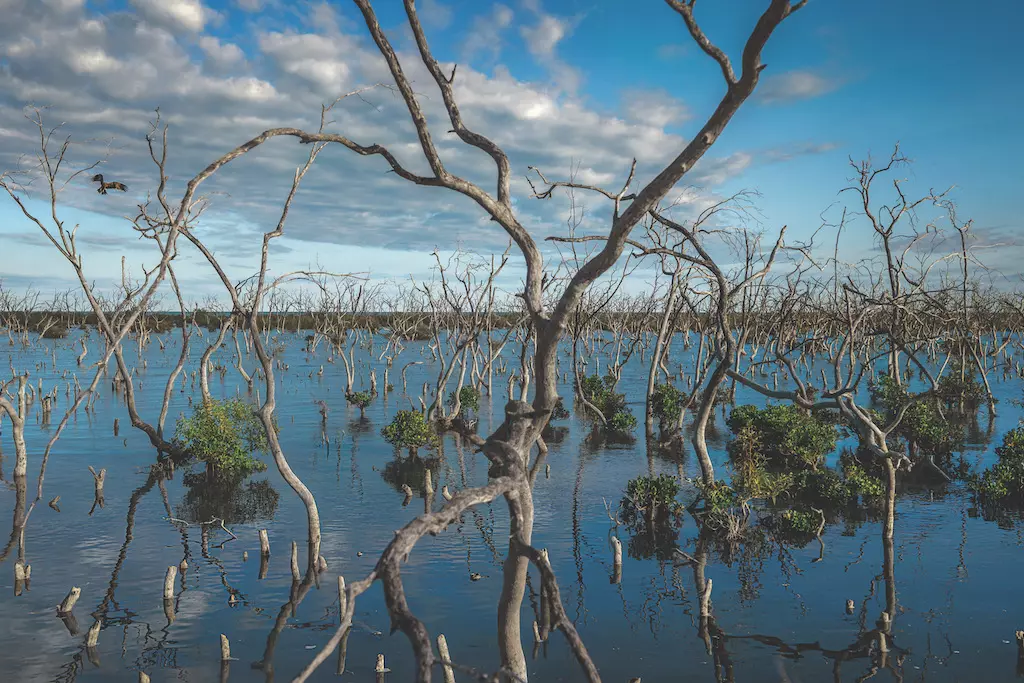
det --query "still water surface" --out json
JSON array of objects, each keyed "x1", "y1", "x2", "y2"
[{"x1": 1, "y1": 330, "x2": 1022, "y2": 682}]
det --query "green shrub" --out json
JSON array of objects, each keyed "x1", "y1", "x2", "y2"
[
  {"x1": 608, "y1": 409, "x2": 638, "y2": 434},
  {"x1": 381, "y1": 410, "x2": 438, "y2": 454},
  {"x1": 970, "y1": 425, "x2": 1024, "y2": 502},
  {"x1": 936, "y1": 368, "x2": 989, "y2": 409},
  {"x1": 621, "y1": 474, "x2": 683, "y2": 530},
  {"x1": 346, "y1": 391, "x2": 373, "y2": 416},
  {"x1": 791, "y1": 469, "x2": 851, "y2": 506},
  {"x1": 174, "y1": 398, "x2": 269, "y2": 477},
  {"x1": 770, "y1": 509, "x2": 821, "y2": 536},
  {"x1": 651, "y1": 383, "x2": 684, "y2": 432},
  {"x1": 727, "y1": 404, "x2": 838, "y2": 471},
  {"x1": 579, "y1": 374, "x2": 636, "y2": 434},
  {"x1": 839, "y1": 450, "x2": 886, "y2": 499},
  {"x1": 696, "y1": 479, "x2": 739, "y2": 512},
  {"x1": 447, "y1": 385, "x2": 481, "y2": 415},
  {"x1": 869, "y1": 375, "x2": 963, "y2": 458}
]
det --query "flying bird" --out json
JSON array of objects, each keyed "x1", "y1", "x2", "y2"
[{"x1": 92, "y1": 174, "x2": 127, "y2": 195}]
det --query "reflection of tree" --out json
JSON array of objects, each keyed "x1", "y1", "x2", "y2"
[
  {"x1": 253, "y1": 565, "x2": 322, "y2": 683},
  {"x1": 347, "y1": 417, "x2": 373, "y2": 435},
  {"x1": 541, "y1": 424, "x2": 568, "y2": 445},
  {"x1": 670, "y1": 493, "x2": 907, "y2": 682},
  {"x1": 175, "y1": 472, "x2": 279, "y2": 525},
  {"x1": 380, "y1": 454, "x2": 440, "y2": 496},
  {"x1": 625, "y1": 524, "x2": 681, "y2": 562}
]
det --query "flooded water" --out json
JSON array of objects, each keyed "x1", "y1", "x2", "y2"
[{"x1": 1, "y1": 330, "x2": 1022, "y2": 682}]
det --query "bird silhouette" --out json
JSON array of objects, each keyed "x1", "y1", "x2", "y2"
[{"x1": 92, "y1": 174, "x2": 127, "y2": 195}]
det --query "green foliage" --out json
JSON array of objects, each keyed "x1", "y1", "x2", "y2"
[
  {"x1": 727, "y1": 404, "x2": 838, "y2": 471},
  {"x1": 696, "y1": 479, "x2": 739, "y2": 512},
  {"x1": 791, "y1": 469, "x2": 851, "y2": 506},
  {"x1": 447, "y1": 385, "x2": 481, "y2": 415},
  {"x1": 651, "y1": 383, "x2": 684, "y2": 431},
  {"x1": 772, "y1": 509, "x2": 821, "y2": 536},
  {"x1": 936, "y1": 370, "x2": 989, "y2": 409},
  {"x1": 621, "y1": 474, "x2": 683, "y2": 530},
  {"x1": 970, "y1": 425, "x2": 1024, "y2": 503},
  {"x1": 550, "y1": 397, "x2": 570, "y2": 421},
  {"x1": 608, "y1": 409, "x2": 638, "y2": 434},
  {"x1": 579, "y1": 373, "x2": 636, "y2": 434},
  {"x1": 174, "y1": 398, "x2": 269, "y2": 477},
  {"x1": 347, "y1": 391, "x2": 373, "y2": 412},
  {"x1": 869, "y1": 375, "x2": 964, "y2": 458},
  {"x1": 840, "y1": 450, "x2": 886, "y2": 498},
  {"x1": 381, "y1": 410, "x2": 439, "y2": 453}
]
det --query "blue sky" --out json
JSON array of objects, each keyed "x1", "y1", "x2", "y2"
[{"x1": 0, "y1": 0, "x2": 1020, "y2": 302}]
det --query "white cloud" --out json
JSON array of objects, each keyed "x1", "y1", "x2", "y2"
[
  {"x1": 518, "y1": 0, "x2": 581, "y2": 94},
  {"x1": 129, "y1": 0, "x2": 211, "y2": 33},
  {"x1": 199, "y1": 35, "x2": 246, "y2": 69},
  {"x1": 520, "y1": 14, "x2": 567, "y2": 59},
  {"x1": 0, "y1": 0, "x2": 773, "y2": 298},
  {"x1": 758, "y1": 70, "x2": 838, "y2": 105},
  {"x1": 419, "y1": 0, "x2": 453, "y2": 30},
  {"x1": 462, "y1": 4, "x2": 515, "y2": 64},
  {"x1": 622, "y1": 89, "x2": 690, "y2": 129}
]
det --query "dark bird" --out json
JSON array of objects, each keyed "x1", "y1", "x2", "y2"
[{"x1": 92, "y1": 174, "x2": 127, "y2": 195}]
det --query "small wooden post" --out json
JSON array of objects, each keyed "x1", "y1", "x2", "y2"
[
  {"x1": 376, "y1": 653, "x2": 387, "y2": 683},
  {"x1": 220, "y1": 634, "x2": 231, "y2": 660},
  {"x1": 338, "y1": 576, "x2": 347, "y2": 617},
  {"x1": 699, "y1": 578, "x2": 713, "y2": 618},
  {"x1": 442, "y1": 485, "x2": 453, "y2": 502},
  {"x1": 139, "y1": 672, "x2": 151, "y2": 683},
  {"x1": 259, "y1": 529, "x2": 270, "y2": 556},
  {"x1": 58, "y1": 586, "x2": 81, "y2": 614},
  {"x1": 845, "y1": 599, "x2": 855, "y2": 614},
  {"x1": 113, "y1": 418, "x2": 119, "y2": 436},
  {"x1": 437, "y1": 634, "x2": 456, "y2": 683},
  {"x1": 163, "y1": 566, "x2": 177, "y2": 601},
  {"x1": 88, "y1": 466, "x2": 106, "y2": 510},
  {"x1": 402, "y1": 484, "x2": 413, "y2": 506},
  {"x1": 336, "y1": 626, "x2": 351, "y2": 675},
  {"x1": 545, "y1": 463, "x2": 550, "y2": 479},
  {"x1": 610, "y1": 536, "x2": 622, "y2": 584},
  {"x1": 86, "y1": 618, "x2": 101, "y2": 647},
  {"x1": 424, "y1": 469, "x2": 434, "y2": 496},
  {"x1": 1016, "y1": 630, "x2": 1024, "y2": 665}
]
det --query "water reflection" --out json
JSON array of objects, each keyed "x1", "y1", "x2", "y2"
[{"x1": 175, "y1": 473, "x2": 280, "y2": 525}]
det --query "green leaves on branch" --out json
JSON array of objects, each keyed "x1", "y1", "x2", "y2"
[
  {"x1": 447, "y1": 385, "x2": 481, "y2": 416},
  {"x1": 381, "y1": 410, "x2": 439, "y2": 454},
  {"x1": 651, "y1": 382, "x2": 684, "y2": 433},
  {"x1": 868, "y1": 375, "x2": 964, "y2": 459},
  {"x1": 347, "y1": 391, "x2": 373, "y2": 414},
  {"x1": 727, "y1": 403, "x2": 838, "y2": 471},
  {"x1": 621, "y1": 474, "x2": 684, "y2": 530},
  {"x1": 174, "y1": 398, "x2": 270, "y2": 478},
  {"x1": 579, "y1": 373, "x2": 636, "y2": 435},
  {"x1": 970, "y1": 425, "x2": 1024, "y2": 504}
]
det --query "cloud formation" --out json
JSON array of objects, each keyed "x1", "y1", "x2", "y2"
[
  {"x1": 0, "y1": 0, "x2": 830, "y2": 298},
  {"x1": 758, "y1": 70, "x2": 838, "y2": 105}
]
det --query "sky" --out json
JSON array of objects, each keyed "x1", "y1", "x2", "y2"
[{"x1": 0, "y1": 0, "x2": 1021, "y2": 305}]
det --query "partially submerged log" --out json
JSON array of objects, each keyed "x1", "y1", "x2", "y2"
[{"x1": 58, "y1": 586, "x2": 81, "y2": 614}]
